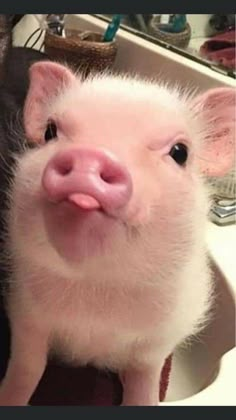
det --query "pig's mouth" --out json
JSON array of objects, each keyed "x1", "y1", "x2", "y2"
[
  {"x1": 66, "y1": 192, "x2": 103, "y2": 212},
  {"x1": 47, "y1": 191, "x2": 120, "y2": 221},
  {"x1": 42, "y1": 193, "x2": 125, "y2": 262}
]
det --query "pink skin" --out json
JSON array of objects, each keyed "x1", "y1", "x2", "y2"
[
  {"x1": 0, "y1": 61, "x2": 235, "y2": 406},
  {"x1": 42, "y1": 147, "x2": 133, "y2": 261},
  {"x1": 42, "y1": 147, "x2": 133, "y2": 211}
]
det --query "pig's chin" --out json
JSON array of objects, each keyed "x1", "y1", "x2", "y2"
[{"x1": 43, "y1": 200, "x2": 123, "y2": 263}]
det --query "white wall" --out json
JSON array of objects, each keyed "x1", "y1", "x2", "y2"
[{"x1": 186, "y1": 14, "x2": 213, "y2": 37}]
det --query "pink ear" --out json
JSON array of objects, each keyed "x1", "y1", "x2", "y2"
[
  {"x1": 192, "y1": 87, "x2": 235, "y2": 176},
  {"x1": 24, "y1": 61, "x2": 76, "y2": 142}
]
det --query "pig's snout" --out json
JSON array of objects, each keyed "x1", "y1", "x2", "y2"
[{"x1": 42, "y1": 148, "x2": 133, "y2": 213}]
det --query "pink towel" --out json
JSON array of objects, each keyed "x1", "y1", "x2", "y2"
[{"x1": 200, "y1": 30, "x2": 235, "y2": 70}]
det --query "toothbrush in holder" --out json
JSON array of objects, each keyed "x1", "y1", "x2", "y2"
[
  {"x1": 159, "y1": 14, "x2": 187, "y2": 33},
  {"x1": 103, "y1": 15, "x2": 122, "y2": 42}
]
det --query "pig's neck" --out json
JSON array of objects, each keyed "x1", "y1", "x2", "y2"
[
  {"x1": 10, "y1": 260, "x2": 167, "y2": 325},
  {"x1": 11, "y1": 236, "x2": 208, "y2": 319}
]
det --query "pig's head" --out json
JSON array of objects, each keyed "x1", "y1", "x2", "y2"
[{"x1": 7, "y1": 62, "x2": 235, "y2": 282}]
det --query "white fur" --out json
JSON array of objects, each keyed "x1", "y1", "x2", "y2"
[{"x1": 0, "y1": 72, "x2": 218, "y2": 406}]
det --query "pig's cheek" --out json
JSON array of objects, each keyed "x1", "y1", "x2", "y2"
[
  {"x1": 123, "y1": 184, "x2": 157, "y2": 226},
  {"x1": 163, "y1": 154, "x2": 196, "y2": 182},
  {"x1": 10, "y1": 167, "x2": 46, "y2": 227},
  {"x1": 125, "y1": 201, "x2": 151, "y2": 226}
]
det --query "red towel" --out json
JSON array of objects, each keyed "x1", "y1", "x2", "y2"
[
  {"x1": 200, "y1": 30, "x2": 235, "y2": 70},
  {"x1": 30, "y1": 355, "x2": 172, "y2": 406}
]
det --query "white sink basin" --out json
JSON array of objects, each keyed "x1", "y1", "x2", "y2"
[{"x1": 162, "y1": 259, "x2": 236, "y2": 406}]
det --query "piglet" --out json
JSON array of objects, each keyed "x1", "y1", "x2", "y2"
[{"x1": 0, "y1": 62, "x2": 235, "y2": 406}]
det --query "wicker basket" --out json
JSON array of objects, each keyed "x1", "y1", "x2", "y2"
[
  {"x1": 44, "y1": 29, "x2": 118, "y2": 77},
  {"x1": 148, "y1": 16, "x2": 191, "y2": 49}
]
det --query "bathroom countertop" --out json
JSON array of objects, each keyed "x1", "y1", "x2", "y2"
[{"x1": 206, "y1": 221, "x2": 236, "y2": 294}]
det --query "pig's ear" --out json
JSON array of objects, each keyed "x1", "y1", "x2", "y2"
[
  {"x1": 24, "y1": 61, "x2": 76, "y2": 143},
  {"x1": 191, "y1": 87, "x2": 235, "y2": 176}
]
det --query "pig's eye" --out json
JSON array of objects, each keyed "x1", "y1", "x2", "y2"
[
  {"x1": 169, "y1": 143, "x2": 188, "y2": 166},
  {"x1": 44, "y1": 122, "x2": 57, "y2": 142}
]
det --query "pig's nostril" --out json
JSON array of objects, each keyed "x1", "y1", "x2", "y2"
[
  {"x1": 101, "y1": 172, "x2": 118, "y2": 184},
  {"x1": 60, "y1": 166, "x2": 72, "y2": 176},
  {"x1": 56, "y1": 161, "x2": 73, "y2": 177}
]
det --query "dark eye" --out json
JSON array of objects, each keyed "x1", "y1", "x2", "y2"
[
  {"x1": 44, "y1": 122, "x2": 57, "y2": 142},
  {"x1": 169, "y1": 143, "x2": 188, "y2": 166}
]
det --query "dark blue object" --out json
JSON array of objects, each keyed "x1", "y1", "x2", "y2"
[{"x1": 158, "y1": 14, "x2": 187, "y2": 34}]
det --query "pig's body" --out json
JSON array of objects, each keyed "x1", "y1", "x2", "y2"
[
  {"x1": 9, "y1": 238, "x2": 210, "y2": 372},
  {"x1": 0, "y1": 62, "x2": 235, "y2": 405}
]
